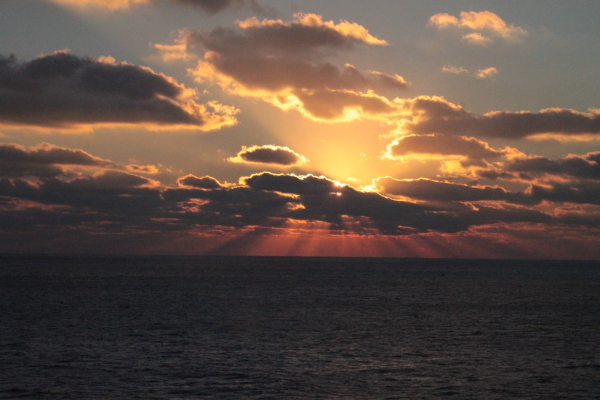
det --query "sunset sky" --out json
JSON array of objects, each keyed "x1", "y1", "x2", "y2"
[{"x1": 2, "y1": 0, "x2": 600, "y2": 258}]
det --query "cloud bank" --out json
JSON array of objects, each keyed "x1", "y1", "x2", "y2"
[
  {"x1": 163, "y1": 13, "x2": 407, "y2": 121},
  {"x1": 0, "y1": 52, "x2": 238, "y2": 131},
  {"x1": 2, "y1": 143, "x2": 600, "y2": 257}
]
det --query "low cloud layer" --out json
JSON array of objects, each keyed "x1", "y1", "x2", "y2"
[
  {"x1": 229, "y1": 145, "x2": 308, "y2": 166},
  {"x1": 2, "y1": 144, "x2": 600, "y2": 255},
  {"x1": 0, "y1": 52, "x2": 238, "y2": 131},
  {"x1": 164, "y1": 13, "x2": 407, "y2": 121}
]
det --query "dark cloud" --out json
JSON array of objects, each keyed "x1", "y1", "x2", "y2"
[
  {"x1": 477, "y1": 169, "x2": 518, "y2": 181},
  {"x1": 507, "y1": 152, "x2": 600, "y2": 180},
  {"x1": 229, "y1": 145, "x2": 308, "y2": 166},
  {"x1": 531, "y1": 181, "x2": 600, "y2": 206},
  {"x1": 477, "y1": 151, "x2": 600, "y2": 182},
  {"x1": 244, "y1": 172, "x2": 338, "y2": 195},
  {"x1": 374, "y1": 177, "x2": 535, "y2": 205},
  {"x1": 385, "y1": 134, "x2": 512, "y2": 167},
  {"x1": 1, "y1": 143, "x2": 598, "y2": 245},
  {"x1": 241, "y1": 172, "x2": 550, "y2": 233},
  {"x1": 0, "y1": 52, "x2": 237, "y2": 131},
  {"x1": 177, "y1": 174, "x2": 222, "y2": 189},
  {"x1": 163, "y1": 185, "x2": 296, "y2": 228},
  {"x1": 173, "y1": 13, "x2": 407, "y2": 121},
  {"x1": 403, "y1": 97, "x2": 600, "y2": 139},
  {"x1": 170, "y1": 0, "x2": 264, "y2": 14},
  {"x1": 0, "y1": 142, "x2": 112, "y2": 178},
  {"x1": 73, "y1": 170, "x2": 159, "y2": 190},
  {"x1": 0, "y1": 174, "x2": 162, "y2": 219}
]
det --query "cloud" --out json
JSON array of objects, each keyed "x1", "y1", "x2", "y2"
[
  {"x1": 0, "y1": 165, "x2": 588, "y2": 241},
  {"x1": 476, "y1": 67, "x2": 498, "y2": 79},
  {"x1": 479, "y1": 151, "x2": 600, "y2": 182},
  {"x1": 168, "y1": 13, "x2": 408, "y2": 121},
  {"x1": 49, "y1": 0, "x2": 148, "y2": 10},
  {"x1": 374, "y1": 177, "x2": 535, "y2": 205},
  {"x1": 78, "y1": 170, "x2": 160, "y2": 189},
  {"x1": 2, "y1": 144, "x2": 599, "y2": 246},
  {"x1": 125, "y1": 164, "x2": 160, "y2": 174},
  {"x1": 531, "y1": 181, "x2": 600, "y2": 206},
  {"x1": 441, "y1": 65, "x2": 498, "y2": 79},
  {"x1": 0, "y1": 171, "x2": 161, "y2": 215},
  {"x1": 243, "y1": 172, "x2": 340, "y2": 195},
  {"x1": 461, "y1": 32, "x2": 493, "y2": 46},
  {"x1": 0, "y1": 142, "x2": 112, "y2": 178},
  {"x1": 50, "y1": 0, "x2": 263, "y2": 13},
  {"x1": 399, "y1": 96, "x2": 600, "y2": 139},
  {"x1": 177, "y1": 174, "x2": 223, "y2": 189},
  {"x1": 428, "y1": 11, "x2": 528, "y2": 45},
  {"x1": 228, "y1": 145, "x2": 308, "y2": 166},
  {"x1": 169, "y1": 0, "x2": 264, "y2": 14},
  {"x1": 442, "y1": 65, "x2": 468, "y2": 75},
  {"x1": 0, "y1": 51, "x2": 238, "y2": 131},
  {"x1": 240, "y1": 172, "x2": 554, "y2": 233},
  {"x1": 384, "y1": 134, "x2": 515, "y2": 167}
]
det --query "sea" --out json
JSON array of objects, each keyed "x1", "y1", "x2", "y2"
[{"x1": 1, "y1": 255, "x2": 599, "y2": 399}]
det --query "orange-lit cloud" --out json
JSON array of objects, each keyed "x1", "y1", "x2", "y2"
[
  {"x1": 476, "y1": 67, "x2": 498, "y2": 79},
  {"x1": 50, "y1": 0, "x2": 262, "y2": 13},
  {"x1": 125, "y1": 164, "x2": 160, "y2": 174},
  {"x1": 442, "y1": 65, "x2": 469, "y2": 75},
  {"x1": 164, "y1": 13, "x2": 408, "y2": 121},
  {"x1": 0, "y1": 51, "x2": 238, "y2": 131},
  {"x1": 428, "y1": 10, "x2": 528, "y2": 45},
  {"x1": 228, "y1": 145, "x2": 308, "y2": 166},
  {"x1": 50, "y1": 0, "x2": 148, "y2": 10},
  {"x1": 461, "y1": 32, "x2": 493, "y2": 46},
  {"x1": 235, "y1": 13, "x2": 387, "y2": 45}
]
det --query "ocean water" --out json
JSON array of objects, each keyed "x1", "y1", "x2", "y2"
[{"x1": 1, "y1": 256, "x2": 599, "y2": 399}]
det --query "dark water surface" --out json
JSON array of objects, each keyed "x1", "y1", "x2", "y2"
[{"x1": 1, "y1": 256, "x2": 599, "y2": 399}]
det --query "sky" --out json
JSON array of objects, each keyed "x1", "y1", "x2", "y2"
[{"x1": 2, "y1": 0, "x2": 600, "y2": 258}]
